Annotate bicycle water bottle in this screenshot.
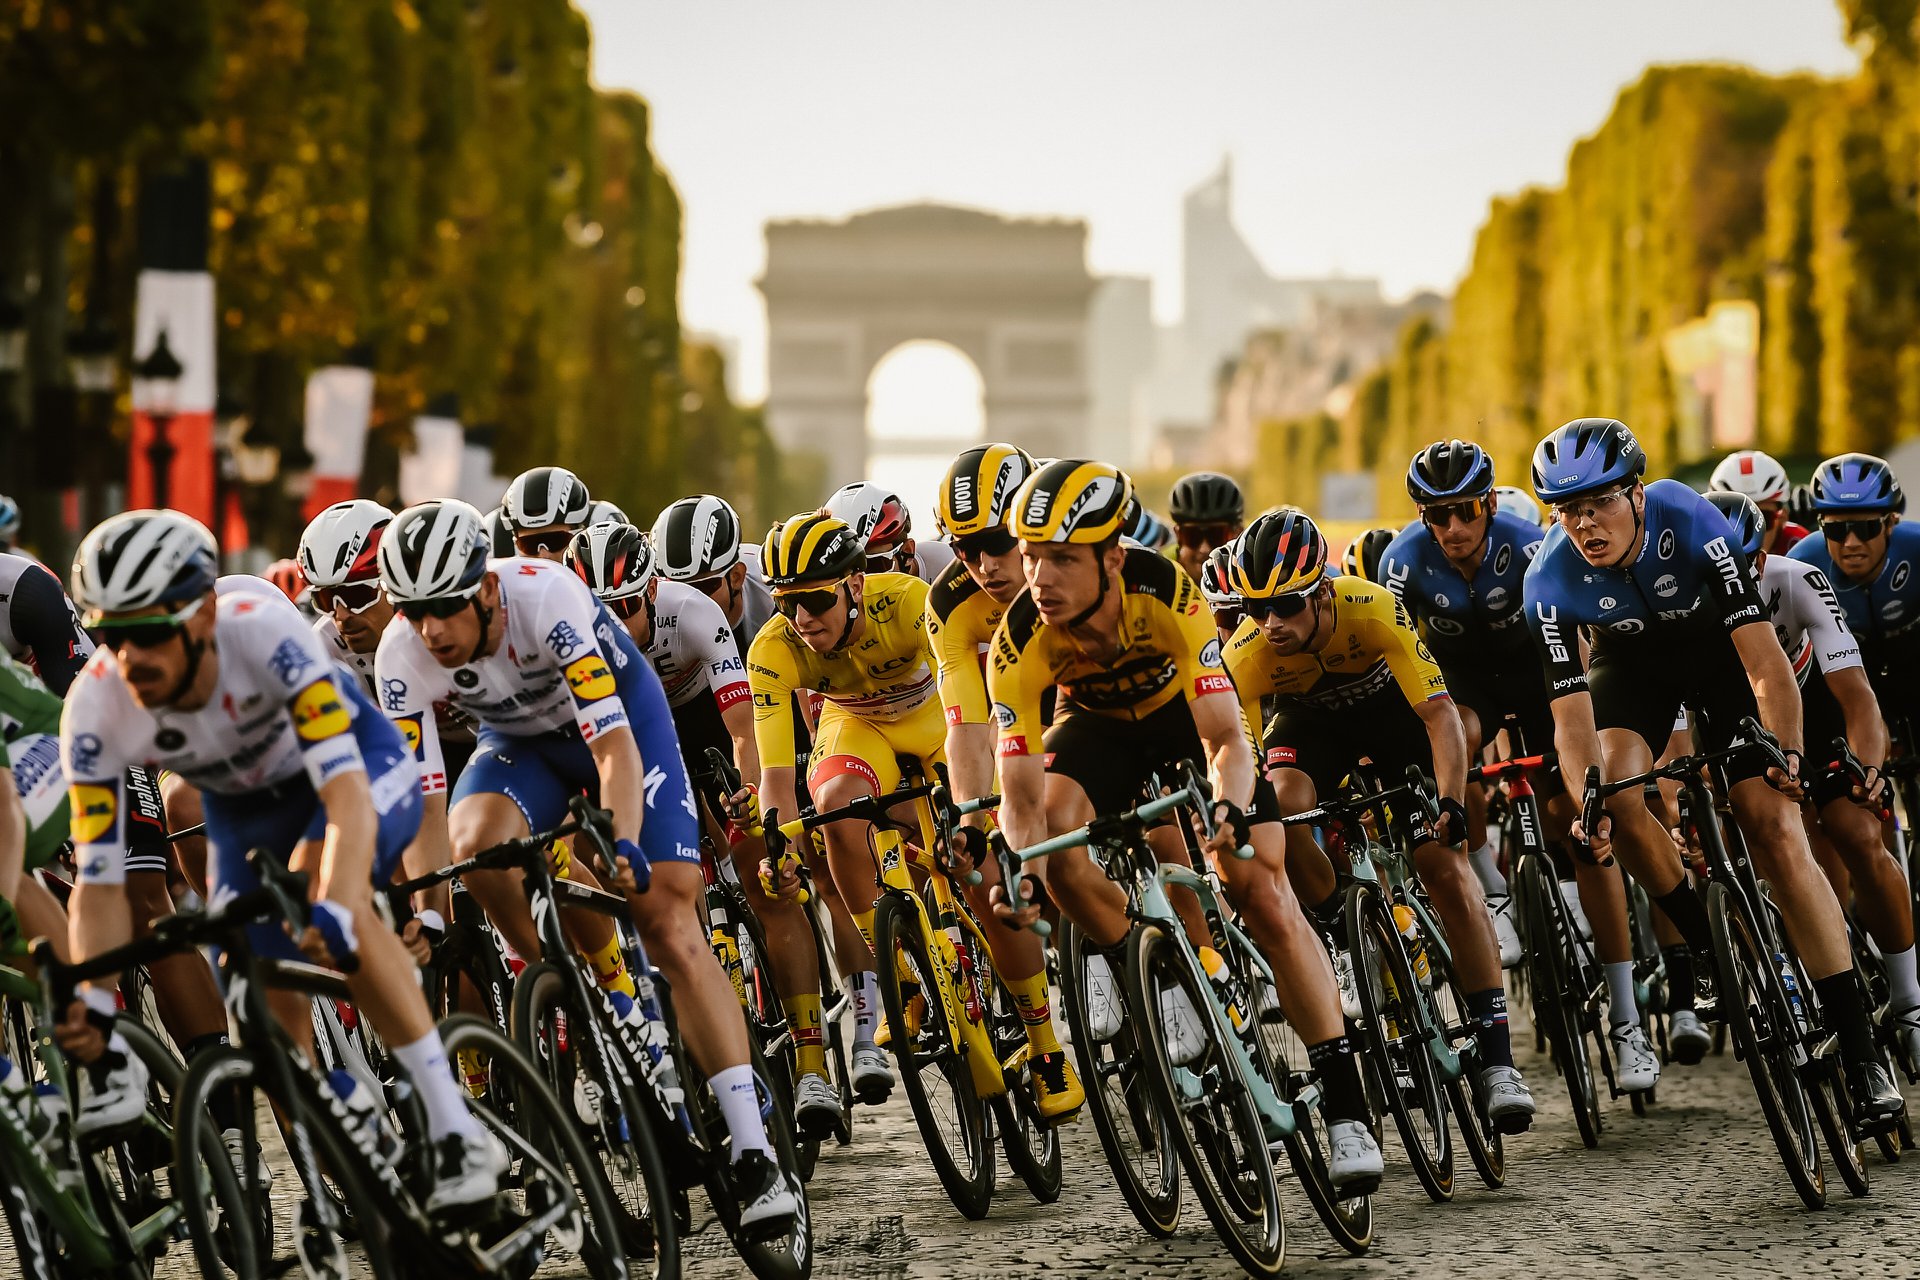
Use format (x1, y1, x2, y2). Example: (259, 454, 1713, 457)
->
(1197, 947, 1247, 1034)
(326, 1070, 403, 1165)
(1392, 904, 1433, 988)
(1776, 955, 1810, 1037)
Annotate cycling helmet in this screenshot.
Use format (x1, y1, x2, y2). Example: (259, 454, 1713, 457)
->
(1810, 452, 1907, 515)
(378, 500, 491, 601)
(585, 498, 629, 528)
(1407, 440, 1494, 504)
(482, 504, 515, 558)
(1708, 450, 1791, 504)
(1787, 482, 1817, 529)
(1200, 543, 1241, 611)
(762, 512, 866, 588)
(824, 481, 912, 550)
(1122, 500, 1173, 550)
(298, 499, 394, 589)
(264, 558, 308, 604)
(936, 443, 1035, 539)
(1228, 509, 1329, 598)
(71, 510, 219, 618)
(1493, 485, 1544, 526)
(1704, 491, 1766, 560)
(1530, 417, 1647, 502)
(1168, 472, 1245, 525)
(565, 521, 654, 603)
(0, 494, 20, 542)
(502, 466, 592, 532)
(1342, 527, 1397, 582)
(650, 495, 744, 581)
(1011, 460, 1133, 545)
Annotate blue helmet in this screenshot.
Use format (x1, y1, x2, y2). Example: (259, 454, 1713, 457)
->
(1703, 491, 1765, 560)
(1809, 452, 1905, 515)
(1407, 440, 1494, 504)
(0, 494, 18, 541)
(1530, 417, 1647, 502)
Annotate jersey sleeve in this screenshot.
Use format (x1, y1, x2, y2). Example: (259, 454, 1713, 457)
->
(1173, 569, 1234, 700)
(12, 563, 93, 696)
(1369, 592, 1449, 703)
(928, 579, 992, 727)
(1796, 563, 1863, 675)
(747, 626, 804, 770)
(242, 600, 367, 791)
(1524, 557, 1588, 697)
(375, 630, 450, 795)
(59, 659, 128, 881)
(693, 594, 751, 715)
(1377, 527, 1424, 614)
(986, 599, 1053, 758)
(1682, 487, 1767, 632)
(538, 571, 630, 744)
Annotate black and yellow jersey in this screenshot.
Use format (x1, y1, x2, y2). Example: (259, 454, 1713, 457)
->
(925, 559, 1007, 728)
(987, 549, 1231, 757)
(747, 573, 935, 769)
(1223, 577, 1448, 733)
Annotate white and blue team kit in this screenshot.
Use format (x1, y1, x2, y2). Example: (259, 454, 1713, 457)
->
(375, 556, 700, 868)
(59, 585, 421, 958)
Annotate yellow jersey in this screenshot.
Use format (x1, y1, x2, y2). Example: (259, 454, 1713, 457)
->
(926, 559, 1007, 728)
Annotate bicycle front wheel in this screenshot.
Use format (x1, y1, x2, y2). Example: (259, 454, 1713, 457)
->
(1250, 986, 1372, 1254)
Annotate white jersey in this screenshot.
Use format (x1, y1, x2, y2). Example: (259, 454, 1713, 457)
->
(376, 556, 634, 795)
(61, 589, 376, 878)
(314, 614, 378, 699)
(1760, 555, 1861, 687)
(900, 538, 956, 585)
(732, 543, 776, 657)
(645, 580, 750, 712)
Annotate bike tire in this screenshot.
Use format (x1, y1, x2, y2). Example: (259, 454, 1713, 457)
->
(0, 1135, 59, 1280)
(1124, 921, 1285, 1278)
(983, 964, 1063, 1205)
(1057, 918, 1180, 1238)
(1251, 995, 1372, 1254)
(873, 889, 995, 1219)
(1705, 880, 1826, 1209)
(173, 1045, 272, 1279)
(1420, 919, 1506, 1189)
(1346, 881, 1454, 1203)
(1516, 856, 1600, 1149)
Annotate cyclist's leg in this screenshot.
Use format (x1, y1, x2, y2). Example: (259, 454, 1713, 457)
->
(158, 771, 209, 898)
(1029, 710, 1143, 948)
(805, 708, 904, 952)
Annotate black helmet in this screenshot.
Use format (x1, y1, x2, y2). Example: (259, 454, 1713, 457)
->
(1703, 491, 1765, 560)
(1407, 440, 1494, 504)
(1342, 527, 1397, 582)
(1168, 472, 1245, 525)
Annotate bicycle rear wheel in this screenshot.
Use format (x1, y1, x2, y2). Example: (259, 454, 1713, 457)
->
(173, 1045, 272, 1279)
(1250, 987, 1372, 1254)
(1058, 919, 1179, 1238)
(1125, 921, 1284, 1278)
(1516, 855, 1600, 1149)
(1421, 923, 1506, 1189)
(983, 954, 1063, 1204)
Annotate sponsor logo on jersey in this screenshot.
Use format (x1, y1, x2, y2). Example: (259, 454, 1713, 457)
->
(1198, 638, 1223, 669)
(1435, 593, 1450, 608)
(381, 677, 408, 711)
(292, 679, 351, 742)
(581, 707, 626, 740)
(565, 653, 616, 702)
(1430, 616, 1466, 636)
(1599, 596, 1616, 610)
(1658, 529, 1676, 560)
(1653, 574, 1678, 597)
(1535, 603, 1569, 665)
(546, 619, 585, 660)
(996, 735, 1029, 757)
(454, 668, 479, 688)
(1894, 561, 1911, 592)
(393, 714, 424, 757)
(990, 700, 1018, 729)
(1266, 746, 1297, 766)
(67, 732, 102, 776)
(1492, 544, 1512, 577)
(155, 727, 186, 751)
(71, 783, 115, 843)
(1483, 587, 1509, 612)
(1609, 618, 1646, 633)
(267, 637, 317, 688)
(1703, 536, 1743, 595)
(1194, 673, 1233, 697)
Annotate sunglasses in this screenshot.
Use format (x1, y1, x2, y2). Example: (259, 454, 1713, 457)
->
(689, 573, 731, 598)
(313, 581, 384, 615)
(609, 593, 647, 621)
(1210, 604, 1246, 631)
(1243, 590, 1314, 620)
(773, 580, 845, 620)
(397, 593, 477, 621)
(864, 553, 899, 575)
(1552, 487, 1631, 526)
(1174, 522, 1237, 550)
(950, 528, 1018, 559)
(92, 597, 207, 651)
(514, 529, 575, 556)
(1421, 499, 1485, 528)
(1821, 516, 1888, 544)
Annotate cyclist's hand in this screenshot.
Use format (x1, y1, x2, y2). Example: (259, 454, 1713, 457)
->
(299, 900, 360, 970)
(1766, 749, 1806, 801)
(989, 859, 1046, 929)
(1432, 797, 1470, 848)
(609, 838, 651, 895)
(1571, 810, 1612, 862)
(398, 907, 445, 967)
(52, 999, 106, 1064)
(724, 784, 762, 831)
(758, 850, 804, 900)
(1850, 763, 1888, 810)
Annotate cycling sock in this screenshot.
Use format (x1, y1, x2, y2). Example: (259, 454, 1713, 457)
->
(1468, 843, 1507, 898)
(851, 971, 880, 1044)
(1883, 945, 1920, 1013)
(392, 1032, 482, 1142)
(783, 994, 827, 1078)
(1811, 972, 1878, 1073)
(1306, 1035, 1368, 1125)
(584, 934, 639, 1004)
(710, 1064, 774, 1159)
(1007, 970, 1063, 1056)
(1465, 988, 1513, 1068)
(1662, 946, 1697, 1014)
(1653, 882, 1711, 953)
(183, 1033, 241, 1131)
(1603, 961, 1638, 1028)
(853, 909, 878, 953)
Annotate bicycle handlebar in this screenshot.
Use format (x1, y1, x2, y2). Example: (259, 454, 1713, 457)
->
(390, 795, 619, 897)
(1277, 764, 1438, 834)
(1827, 736, 1892, 820)
(1589, 716, 1788, 800)
(1467, 752, 1557, 784)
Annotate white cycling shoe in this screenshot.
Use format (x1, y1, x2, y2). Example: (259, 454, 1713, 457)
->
(1332, 950, 1362, 1022)
(1488, 896, 1523, 968)
(1609, 1021, 1660, 1094)
(1326, 1120, 1384, 1192)
(1889, 1004, 1920, 1077)
(76, 1048, 149, 1138)
(793, 1072, 840, 1138)
(850, 1042, 894, 1104)
(1159, 984, 1210, 1066)
(1085, 952, 1125, 1041)
(426, 1127, 509, 1215)
(1667, 1008, 1712, 1065)
(221, 1128, 273, 1191)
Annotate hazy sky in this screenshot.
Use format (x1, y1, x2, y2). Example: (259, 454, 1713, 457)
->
(578, 2, 1858, 404)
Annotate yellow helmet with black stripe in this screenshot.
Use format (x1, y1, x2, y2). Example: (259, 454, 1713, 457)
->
(1009, 459, 1133, 545)
(1228, 508, 1328, 598)
(936, 443, 1036, 539)
(762, 511, 865, 588)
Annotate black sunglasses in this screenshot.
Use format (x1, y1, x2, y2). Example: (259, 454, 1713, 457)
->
(514, 529, 575, 555)
(313, 582, 384, 615)
(1210, 604, 1245, 631)
(1820, 516, 1888, 543)
(773, 583, 843, 619)
(1242, 591, 1314, 620)
(1175, 522, 1237, 549)
(689, 573, 731, 598)
(397, 595, 477, 621)
(1421, 499, 1485, 528)
(609, 594, 647, 621)
(951, 529, 1018, 559)
(92, 598, 206, 651)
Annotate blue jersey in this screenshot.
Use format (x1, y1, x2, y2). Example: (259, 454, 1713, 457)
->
(1379, 510, 1542, 666)
(1786, 519, 1920, 683)
(1523, 478, 1765, 695)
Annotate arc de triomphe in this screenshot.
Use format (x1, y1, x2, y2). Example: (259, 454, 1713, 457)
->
(758, 204, 1097, 492)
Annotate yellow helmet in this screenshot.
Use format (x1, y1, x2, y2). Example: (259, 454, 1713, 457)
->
(1228, 509, 1329, 598)
(936, 443, 1036, 539)
(1009, 459, 1133, 545)
(761, 511, 864, 588)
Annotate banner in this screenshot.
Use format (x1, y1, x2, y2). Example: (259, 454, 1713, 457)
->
(302, 365, 374, 520)
(128, 270, 217, 522)
(399, 414, 464, 506)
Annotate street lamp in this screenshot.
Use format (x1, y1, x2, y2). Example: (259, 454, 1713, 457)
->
(134, 329, 184, 510)
(66, 317, 118, 394)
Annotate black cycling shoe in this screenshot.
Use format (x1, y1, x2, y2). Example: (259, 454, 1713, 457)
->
(1849, 1061, 1907, 1136)
(731, 1148, 798, 1240)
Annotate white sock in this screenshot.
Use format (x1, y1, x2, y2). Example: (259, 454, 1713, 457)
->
(1469, 843, 1507, 897)
(710, 1064, 773, 1160)
(1884, 945, 1920, 1014)
(1604, 961, 1639, 1029)
(392, 1032, 481, 1141)
(851, 971, 880, 1044)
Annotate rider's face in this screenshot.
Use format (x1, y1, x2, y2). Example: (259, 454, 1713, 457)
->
(1254, 585, 1325, 655)
(1021, 542, 1117, 625)
(106, 591, 217, 709)
(1823, 512, 1893, 581)
(782, 573, 862, 653)
(410, 574, 498, 667)
(957, 543, 1023, 604)
(1424, 499, 1489, 561)
(1558, 485, 1642, 567)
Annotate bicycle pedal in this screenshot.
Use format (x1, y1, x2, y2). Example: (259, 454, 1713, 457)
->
(1334, 1172, 1382, 1199)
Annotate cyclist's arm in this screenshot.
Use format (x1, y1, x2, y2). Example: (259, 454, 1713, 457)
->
(747, 632, 803, 825)
(0, 768, 24, 906)
(1527, 585, 1601, 798)
(1826, 666, 1889, 770)
(1797, 563, 1885, 767)
(1191, 689, 1256, 811)
(1546, 687, 1605, 805)
(692, 592, 758, 777)
(11, 561, 91, 695)
(308, 766, 378, 908)
(586, 724, 645, 845)
(1415, 695, 1469, 806)
(1730, 620, 1804, 755)
(928, 592, 997, 822)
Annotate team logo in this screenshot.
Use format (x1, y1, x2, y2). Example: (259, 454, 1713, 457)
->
(454, 668, 480, 688)
(292, 680, 351, 742)
(381, 677, 408, 711)
(1492, 544, 1512, 577)
(393, 714, 424, 757)
(565, 654, 616, 702)
(1653, 574, 1678, 597)
(1434, 593, 1450, 608)
(154, 727, 186, 751)
(1610, 618, 1646, 634)
(1483, 587, 1509, 612)
(545, 620, 584, 660)
(267, 637, 316, 688)
(1430, 617, 1466, 636)
(68, 732, 102, 776)
(71, 783, 116, 844)
(1658, 529, 1676, 560)
(1599, 596, 1616, 610)
(1198, 639, 1223, 669)
(1894, 561, 1911, 592)
(990, 701, 1017, 729)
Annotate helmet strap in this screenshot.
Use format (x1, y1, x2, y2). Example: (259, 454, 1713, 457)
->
(163, 629, 208, 707)
(1065, 553, 1114, 632)
(468, 596, 494, 666)
(827, 587, 860, 655)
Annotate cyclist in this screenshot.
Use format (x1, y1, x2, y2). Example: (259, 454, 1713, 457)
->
(298, 499, 396, 695)
(1493, 485, 1544, 527)
(1382, 440, 1656, 1087)
(1341, 527, 1396, 583)
(1120, 497, 1174, 554)
(825, 481, 955, 584)
(59, 510, 507, 1211)
(0, 494, 29, 562)
(0, 552, 91, 691)
(376, 499, 798, 1228)
(652, 494, 775, 658)
(483, 504, 515, 558)
(925, 443, 1085, 1121)
(586, 498, 628, 527)
(263, 558, 310, 611)
(502, 464, 593, 560)
(1199, 542, 1244, 642)
(987, 462, 1385, 1186)
(1710, 449, 1809, 553)
(1707, 490, 1917, 1068)
(1525, 419, 1904, 1125)
(1167, 471, 1245, 582)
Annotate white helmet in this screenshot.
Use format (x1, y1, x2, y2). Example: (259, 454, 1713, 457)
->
(482, 505, 515, 558)
(585, 498, 628, 528)
(71, 510, 218, 618)
(564, 521, 654, 603)
(1709, 450, 1790, 504)
(378, 500, 490, 602)
(1493, 485, 1544, 527)
(502, 466, 592, 532)
(298, 499, 395, 589)
(824, 481, 911, 551)
(649, 495, 743, 581)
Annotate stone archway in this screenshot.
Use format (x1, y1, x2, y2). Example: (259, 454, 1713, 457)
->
(757, 203, 1097, 491)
